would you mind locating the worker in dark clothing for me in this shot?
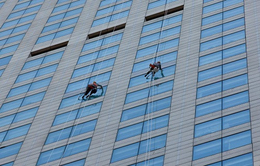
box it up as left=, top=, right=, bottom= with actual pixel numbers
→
left=82, top=81, right=103, bottom=99
left=144, top=61, right=163, bottom=78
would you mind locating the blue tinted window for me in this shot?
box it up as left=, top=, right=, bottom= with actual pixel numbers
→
left=37, top=146, right=66, bottom=165
left=197, top=82, right=221, bottom=98
left=201, top=25, right=222, bottom=38
left=60, top=17, right=79, bottom=28
left=136, top=156, right=164, bottom=166
left=3, top=124, right=31, bottom=142
left=13, top=23, right=31, bottom=34
left=200, top=37, right=222, bottom=52
left=0, top=29, right=13, bottom=38
left=223, top=6, right=244, bottom=19
left=148, top=0, right=166, bottom=9
left=202, top=13, right=222, bottom=26
left=93, top=58, right=115, bottom=71
left=5, top=34, right=25, bottom=45
left=0, top=44, right=19, bottom=55
left=199, top=51, right=222, bottom=66
left=63, top=138, right=91, bottom=157
left=142, top=21, right=162, bottom=33
left=71, top=119, right=97, bottom=137
left=92, top=17, right=110, bottom=27
left=55, top=27, right=74, bottom=38
left=48, top=13, right=66, bottom=23
left=19, top=14, right=36, bottom=24
left=193, top=139, right=221, bottom=160
left=36, top=33, right=55, bottom=44
left=223, top=74, right=247, bottom=91
left=13, top=107, right=38, bottom=123
left=53, top=4, right=70, bottom=13
left=223, top=110, right=250, bottom=129
left=72, top=65, right=94, bottom=78
left=163, top=14, right=182, bottom=27
left=53, top=110, right=78, bottom=126
left=0, top=142, right=22, bottom=159
left=0, top=56, right=12, bottom=66
left=161, top=26, right=181, bottom=38
left=63, top=159, right=85, bottom=166
left=142, top=115, right=169, bottom=133
left=223, top=130, right=251, bottom=151
left=8, top=84, right=30, bottom=97
left=0, top=99, right=23, bottom=113
left=223, top=91, right=249, bottom=109
left=136, top=45, right=157, bottom=58
left=203, top=2, right=222, bottom=14
left=223, top=58, right=247, bottom=74
left=77, top=102, right=102, bottom=118
left=14, top=2, right=30, bottom=10
left=23, top=58, right=44, bottom=70
left=45, top=127, right=72, bottom=144
left=223, top=18, right=244, bottom=32
left=223, top=43, right=246, bottom=59
left=223, top=153, right=253, bottom=166
left=15, top=70, right=37, bottom=83
left=139, top=32, right=160, bottom=45
left=0, top=114, right=15, bottom=127
left=224, top=0, right=243, bottom=7
left=21, top=92, right=45, bottom=106
left=42, top=23, right=60, bottom=33
left=195, top=118, right=221, bottom=138
left=121, top=105, right=146, bottom=122
left=138, top=134, right=166, bottom=154
left=158, top=38, right=179, bottom=52
left=2, top=19, right=20, bottom=29
left=36, top=64, right=58, bottom=77
left=24, top=5, right=41, bottom=14
left=96, top=6, right=114, bottom=16
left=111, top=143, right=139, bottom=163
left=116, top=122, right=143, bottom=141
left=223, top=30, right=245, bottom=45
left=8, top=10, right=25, bottom=20
left=198, top=66, right=222, bottom=82
left=43, top=51, right=63, bottom=63
left=196, top=99, right=221, bottom=117
left=110, top=10, right=129, bottom=21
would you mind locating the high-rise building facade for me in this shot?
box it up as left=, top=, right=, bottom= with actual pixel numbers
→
left=0, top=0, right=259, bottom=165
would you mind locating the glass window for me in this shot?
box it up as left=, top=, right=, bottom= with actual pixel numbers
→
left=136, top=45, right=157, bottom=58
left=158, top=38, right=179, bottom=52
left=193, top=139, right=221, bottom=160
left=142, top=115, right=169, bottom=133
left=202, top=13, right=222, bottom=26
left=63, top=138, right=91, bottom=157
left=223, top=58, right=247, bottom=74
left=196, top=99, right=221, bottom=117
left=8, top=10, right=25, bottom=20
left=223, top=110, right=250, bottom=129
left=55, top=27, right=74, bottom=38
left=223, top=74, right=248, bottom=91
left=24, top=5, right=41, bottom=14
left=111, top=143, right=139, bottom=163
left=0, top=44, right=19, bottom=55
left=42, top=23, right=60, bottom=33
left=37, top=146, right=65, bottom=165
left=36, top=64, right=58, bottom=77
left=201, top=25, right=222, bottom=38
left=223, top=91, right=249, bottom=110
left=92, top=17, right=111, bottom=27
left=148, top=0, right=166, bottom=9
left=43, top=51, right=63, bottom=63
left=203, top=2, right=222, bottom=14
left=60, top=17, right=79, bottom=28
left=36, top=33, right=56, bottom=44
left=19, top=68, right=39, bottom=81
left=223, top=43, right=246, bottom=59
left=223, top=130, right=251, bottom=151
left=22, top=58, right=44, bottom=70
left=71, top=119, right=97, bottom=137
left=53, top=109, right=78, bottom=126
left=70, top=0, right=86, bottom=8
left=136, top=156, right=164, bottom=166
left=200, top=37, right=222, bottom=52
left=64, top=7, right=83, bottom=18
left=142, top=21, right=162, bottom=33
left=8, top=84, right=31, bottom=97
left=2, top=19, right=20, bottom=29
left=198, top=66, right=222, bottom=82
left=21, top=92, right=45, bottom=106
left=223, top=18, right=244, bottom=32
left=92, top=58, right=115, bottom=71
left=76, top=102, right=102, bottom=119
left=116, top=122, right=143, bottom=141
left=139, top=32, right=160, bottom=45
left=19, top=14, right=36, bottom=24
left=13, top=23, right=31, bottom=34
left=110, top=10, right=129, bottom=21
left=195, top=118, right=221, bottom=138
left=223, top=6, right=244, bottom=19
left=13, top=2, right=30, bottom=10
left=223, top=30, right=245, bottom=45
left=0, top=114, right=15, bottom=127
left=53, top=4, right=70, bottom=13
left=89, top=72, right=111, bottom=83
left=224, top=0, right=243, bottom=7
left=121, top=105, right=146, bottom=122
left=0, top=56, right=12, bottom=66
left=59, top=94, right=82, bottom=109
left=222, top=153, right=253, bottom=166
left=13, top=107, right=38, bottom=123
left=96, top=6, right=114, bottom=17
left=0, top=142, right=23, bottom=159
left=138, top=134, right=166, bottom=154
left=72, top=65, right=94, bottom=78
left=45, top=127, right=72, bottom=144
left=4, top=124, right=31, bottom=141
left=0, top=29, right=13, bottom=38
left=197, top=82, right=221, bottom=98
left=0, top=98, right=23, bottom=113
left=199, top=51, right=222, bottom=66
left=62, top=159, right=85, bottom=166
left=48, top=13, right=65, bottom=23
left=82, top=40, right=103, bottom=52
